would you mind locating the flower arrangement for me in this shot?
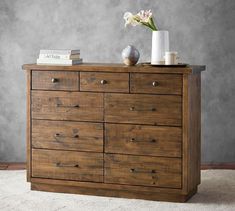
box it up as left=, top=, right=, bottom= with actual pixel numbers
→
left=123, top=10, right=158, bottom=31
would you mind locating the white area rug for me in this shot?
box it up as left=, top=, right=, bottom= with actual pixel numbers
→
left=0, top=170, right=234, bottom=211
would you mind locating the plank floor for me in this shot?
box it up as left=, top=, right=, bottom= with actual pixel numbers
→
left=0, top=163, right=26, bottom=170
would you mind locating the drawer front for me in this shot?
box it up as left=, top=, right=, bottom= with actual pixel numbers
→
left=32, top=71, right=79, bottom=91
left=80, top=72, right=129, bottom=93
left=32, top=120, right=103, bottom=152
left=130, top=73, right=182, bottom=95
left=105, top=94, right=182, bottom=126
left=105, top=154, right=181, bottom=188
left=32, top=91, right=103, bottom=122
left=105, top=124, right=181, bottom=157
left=32, top=149, right=103, bottom=182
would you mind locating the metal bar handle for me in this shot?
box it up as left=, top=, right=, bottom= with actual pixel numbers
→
left=56, top=162, right=79, bottom=168
left=129, top=106, right=156, bottom=112
left=54, top=133, right=79, bottom=139
left=129, top=168, right=156, bottom=174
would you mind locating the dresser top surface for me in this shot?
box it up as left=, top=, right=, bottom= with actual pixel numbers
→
left=22, top=63, right=205, bottom=74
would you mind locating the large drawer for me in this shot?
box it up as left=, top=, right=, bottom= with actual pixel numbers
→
left=130, top=73, right=182, bottom=95
left=32, top=71, right=79, bottom=91
left=105, top=94, right=182, bottom=126
left=32, top=149, right=103, bottom=182
left=105, top=124, right=181, bottom=157
left=32, top=120, right=103, bottom=152
left=105, top=154, right=182, bottom=188
left=80, top=72, right=129, bottom=93
left=32, top=91, right=103, bottom=122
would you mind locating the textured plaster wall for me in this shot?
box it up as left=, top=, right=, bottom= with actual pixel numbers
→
left=0, top=0, right=234, bottom=162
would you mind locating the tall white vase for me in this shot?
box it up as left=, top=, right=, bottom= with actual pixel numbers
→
left=151, top=31, right=169, bottom=64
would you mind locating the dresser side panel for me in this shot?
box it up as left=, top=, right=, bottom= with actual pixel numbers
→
left=26, top=70, right=32, bottom=181
left=182, top=73, right=201, bottom=194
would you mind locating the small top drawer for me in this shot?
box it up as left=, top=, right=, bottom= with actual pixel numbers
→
left=130, top=73, right=182, bottom=95
left=32, top=71, right=79, bottom=91
left=80, top=72, right=129, bottom=93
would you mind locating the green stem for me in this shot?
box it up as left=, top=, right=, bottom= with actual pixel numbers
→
left=141, top=21, right=155, bottom=31
left=149, top=17, right=158, bottom=31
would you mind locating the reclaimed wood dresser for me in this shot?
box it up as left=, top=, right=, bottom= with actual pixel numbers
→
left=22, top=63, right=205, bottom=202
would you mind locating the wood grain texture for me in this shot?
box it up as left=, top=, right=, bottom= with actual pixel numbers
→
left=32, top=91, right=103, bottom=122
left=182, top=73, right=201, bottom=194
left=31, top=183, right=196, bottom=202
left=105, top=123, right=182, bottom=157
left=32, top=71, right=79, bottom=91
left=32, top=120, right=103, bottom=152
left=31, top=177, right=182, bottom=194
left=32, top=149, right=103, bottom=182
left=23, top=63, right=206, bottom=74
left=130, top=73, right=182, bottom=95
left=80, top=72, right=129, bottom=93
left=105, top=93, right=182, bottom=126
left=26, top=70, right=32, bottom=181
left=105, top=154, right=182, bottom=189
left=22, top=63, right=204, bottom=202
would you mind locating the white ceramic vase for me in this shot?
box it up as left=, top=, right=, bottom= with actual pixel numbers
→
left=151, top=31, right=169, bottom=64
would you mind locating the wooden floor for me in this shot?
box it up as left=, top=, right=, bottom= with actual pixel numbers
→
left=0, top=163, right=26, bottom=170
left=0, top=163, right=234, bottom=170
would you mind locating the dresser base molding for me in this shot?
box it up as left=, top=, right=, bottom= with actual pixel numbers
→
left=31, top=181, right=197, bottom=202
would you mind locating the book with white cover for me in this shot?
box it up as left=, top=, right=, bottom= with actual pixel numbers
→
left=39, top=49, right=80, bottom=55
left=37, top=58, right=83, bottom=65
left=39, top=53, right=80, bottom=60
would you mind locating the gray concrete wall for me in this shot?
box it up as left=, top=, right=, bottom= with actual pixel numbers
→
left=0, top=0, right=234, bottom=163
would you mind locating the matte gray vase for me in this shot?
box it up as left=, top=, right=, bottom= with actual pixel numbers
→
left=122, top=45, right=140, bottom=66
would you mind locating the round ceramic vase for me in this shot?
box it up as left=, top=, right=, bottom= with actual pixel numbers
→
left=122, top=45, right=140, bottom=66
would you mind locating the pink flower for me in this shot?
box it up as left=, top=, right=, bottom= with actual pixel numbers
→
left=137, top=10, right=153, bottom=23
left=123, top=10, right=157, bottom=31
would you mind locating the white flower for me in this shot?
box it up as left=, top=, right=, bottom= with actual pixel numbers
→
left=123, top=12, right=140, bottom=27
left=137, top=10, right=152, bottom=23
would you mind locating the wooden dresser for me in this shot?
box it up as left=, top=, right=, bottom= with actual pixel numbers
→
left=22, top=63, right=205, bottom=202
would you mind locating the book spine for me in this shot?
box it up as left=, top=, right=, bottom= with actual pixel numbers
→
left=40, top=50, right=80, bottom=55
left=39, top=54, right=79, bottom=59
left=37, top=58, right=83, bottom=65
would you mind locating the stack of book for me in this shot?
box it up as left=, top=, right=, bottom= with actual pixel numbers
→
left=37, top=49, right=83, bottom=65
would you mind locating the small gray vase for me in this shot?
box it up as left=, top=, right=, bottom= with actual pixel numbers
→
left=122, top=45, right=140, bottom=66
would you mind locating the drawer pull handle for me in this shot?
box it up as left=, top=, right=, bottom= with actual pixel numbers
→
left=51, top=78, right=59, bottom=83
left=56, top=104, right=80, bottom=108
left=129, top=138, right=157, bottom=143
left=152, top=81, right=159, bottom=87
left=100, top=79, right=107, bottom=85
left=130, top=168, right=156, bottom=174
left=129, top=106, right=135, bottom=111
left=54, top=133, right=79, bottom=139
left=129, top=107, right=156, bottom=112
left=56, top=162, right=79, bottom=168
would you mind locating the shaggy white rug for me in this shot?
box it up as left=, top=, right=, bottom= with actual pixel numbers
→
left=0, top=170, right=234, bottom=211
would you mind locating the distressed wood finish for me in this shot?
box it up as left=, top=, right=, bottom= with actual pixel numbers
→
left=32, top=149, right=103, bottom=182
left=23, top=63, right=205, bottom=74
left=182, top=72, right=201, bottom=194
left=32, top=71, right=79, bottom=91
left=80, top=72, right=129, bottom=93
left=105, top=93, right=182, bottom=126
left=32, top=91, right=103, bottom=122
left=130, top=73, right=182, bottom=95
left=105, top=154, right=182, bottom=189
left=105, top=124, right=182, bottom=157
left=32, top=120, right=103, bottom=152
left=26, top=70, right=32, bottom=181
left=23, top=63, right=205, bottom=202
